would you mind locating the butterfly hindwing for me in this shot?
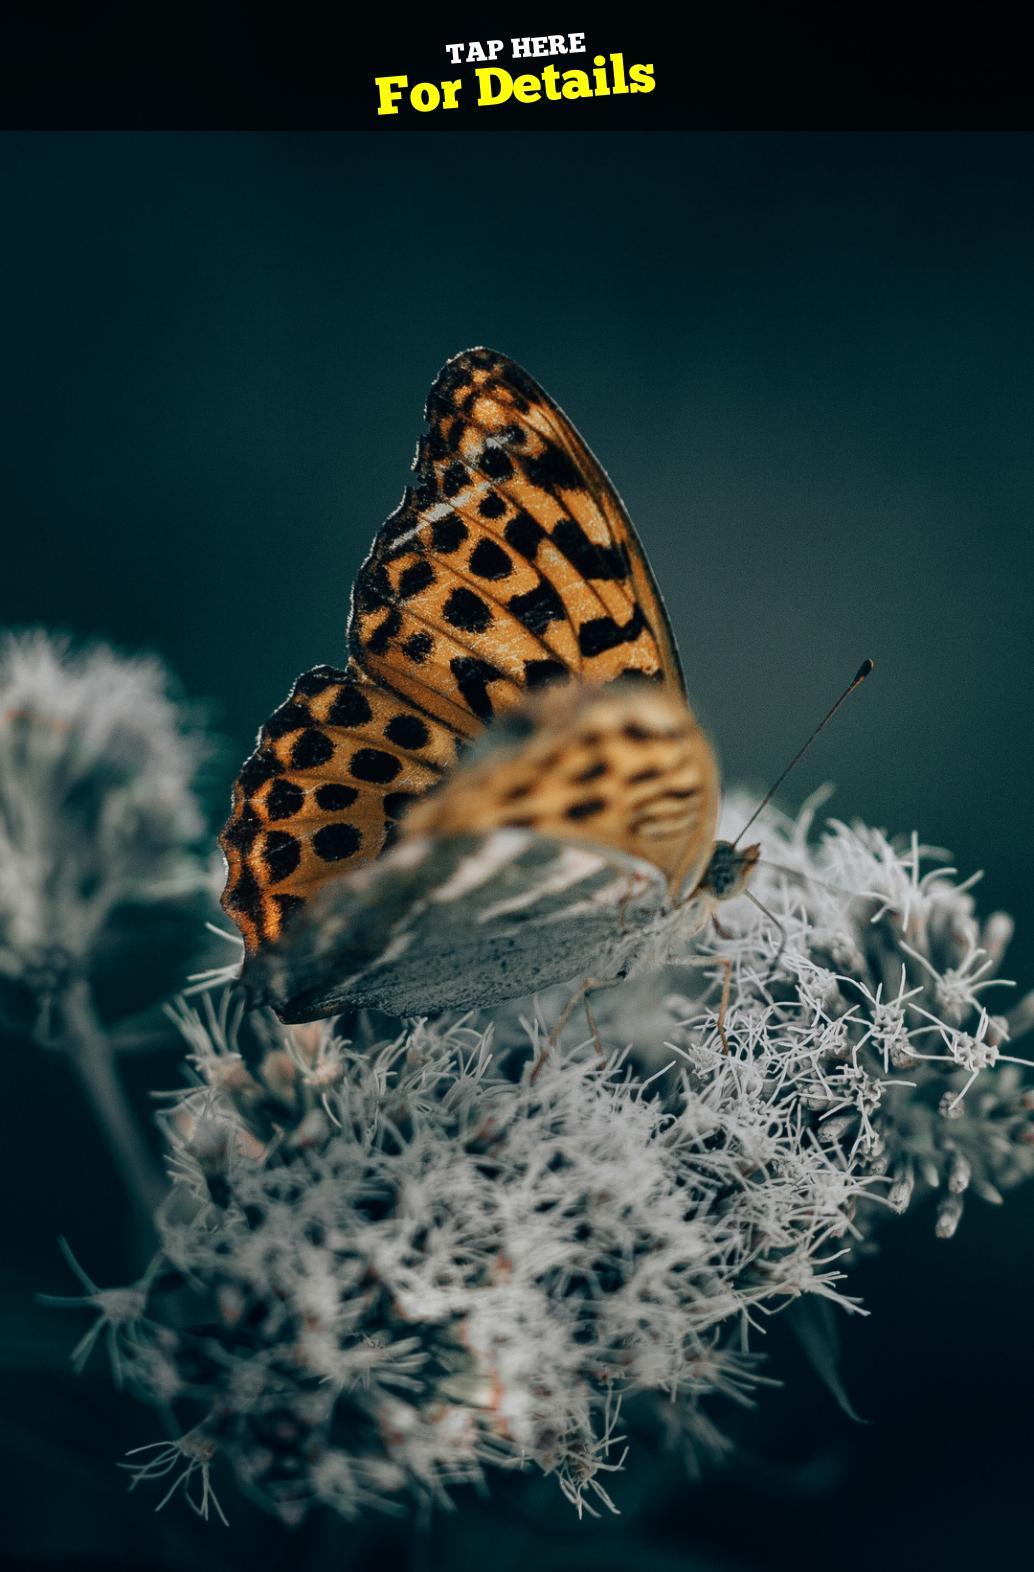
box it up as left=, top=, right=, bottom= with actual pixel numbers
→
left=403, top=683, right=719, bottom=898
left=250, top=828, right=671, bottom=1021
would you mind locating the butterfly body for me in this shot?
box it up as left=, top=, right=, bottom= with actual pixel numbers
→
left=221, top=348, right=754, bottom=1023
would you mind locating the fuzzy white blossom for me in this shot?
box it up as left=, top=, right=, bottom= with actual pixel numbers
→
left=0, top=631, right=208, bottom=1031
left=0, top=631, right=211, bottom=1210
left=52, top=781, right=1034, bottom=1524
left=563, top=788, right=1034, bottom=1238
left=66, top=992, right=876, bottom=1522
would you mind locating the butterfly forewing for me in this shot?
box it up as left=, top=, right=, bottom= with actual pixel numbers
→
left=349, top=348, right=685, bottom=726
left=220, top=347, right=696, bottom=960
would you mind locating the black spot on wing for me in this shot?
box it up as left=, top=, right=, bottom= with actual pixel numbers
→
left=312, top=823, right=362, bottom=862
left=572, top=760, right=608, bottom=784
left=263, top=830, right=301, bottom=883
left=327, top=684, right=373, bottom=728
left=504, top=511, right=546, bottom=560
left=383, top=791, right=417, bottom=821
left=450, top=655, right=504, bottom=720
left=523, top=658, right=569, bottom=689
left=265, top=779, right=304, bottom=820
left=565, top=798, right=607, bottom=821
left=522, top=441, right=587, bottom=493
left=291, top=729, right=335, bottom=769
left=262, top=704, right=306, bottom=738
left=350, top=748, right=402, bottom=784
left=551, top=518, right=630, bottom=582
left=478, top=492, right=506, bottom=520
left=227, top=864, right=263, bottom=921
left=264, top=702, right=310, bottom=739
left=578, top=605, right=649, bottom=659
left=223, top=802, right=262, bottom=854
left=444, top=587, right=493, bottom=633
left=508, top=581, right=566, bottom=635
left=315, top=782, right=358, bottom=811
left=398, top=559, right=436, bottom=599
left=442, top=463, right=467, bottom=498
left=384, top=713, right=431, bottom=749
left=431, top=516, right=468, bottom=553
left=402, top=631, right=433, bottom=665
left=239, top=747, right=283, bottom=795
left=469, top=538, right=513, bottom=581
left=481, top=444, right=514, bottom=481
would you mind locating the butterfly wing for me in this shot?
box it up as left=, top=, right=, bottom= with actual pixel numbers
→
left=220, top=663, right=463, bottom=953
left=403, top=682, right=719, bottom=898
left=221, top=348, right=689, bottom=956
left=244, top=684, right=718, bottom=1022
left=248, top=828, right=671, bottom=1022
left=349, top=347, right=685, bottom=731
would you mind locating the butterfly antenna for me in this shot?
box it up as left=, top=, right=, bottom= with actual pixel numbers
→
left=733, top=659, right=874, bottom=848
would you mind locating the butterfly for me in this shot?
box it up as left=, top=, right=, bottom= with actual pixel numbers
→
left=220, top=348, right=762, bottom=1025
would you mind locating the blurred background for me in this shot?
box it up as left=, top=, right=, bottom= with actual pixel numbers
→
left=2, top=131, right=1032, bottom=1570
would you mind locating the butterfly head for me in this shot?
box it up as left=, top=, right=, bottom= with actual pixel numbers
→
left=696, top=840, right=761, bottom=904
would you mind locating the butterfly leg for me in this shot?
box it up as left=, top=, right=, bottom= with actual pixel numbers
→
left=714, top=954, right=733, bottom=1052
left=707, top=916, right=737, bottom=1049
left=583, top=991, right=604, bottom=1059
left=668, top=951, right=734, bottom=1052
left=532, top=975, right=614, bottom=1080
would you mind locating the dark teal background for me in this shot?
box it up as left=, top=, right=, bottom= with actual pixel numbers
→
left=3, top=131, right=1033, bottom=1571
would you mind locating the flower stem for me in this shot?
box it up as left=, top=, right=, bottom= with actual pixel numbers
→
left=63, top=981, right=166, bottom=1219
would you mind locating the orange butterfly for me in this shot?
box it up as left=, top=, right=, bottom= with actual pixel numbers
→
left=220, top=349, right=763, bottom=1023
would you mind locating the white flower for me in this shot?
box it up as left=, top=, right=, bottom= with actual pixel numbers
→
left=0, top=631, right=207, bottom=1026
left=0, top=631, right=213, bottom=1213
left=122, top=1428, right=228, bottom=1524
left=50, top=784, right=1034, bottom=1525
left=78, top=1000, right=876, bottom=1522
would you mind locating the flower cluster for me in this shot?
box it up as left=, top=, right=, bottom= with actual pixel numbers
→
left=34, top=635, right=1030, bottom=1525
left=0, top=631, right=213, bottom=1214
left=721, top=791, right=1034, bottom=1237
left=566, top=789, right=1034, bottom=1240
left=0, top=631, right=209, bottom=1041
left=73, top=992, right=873, bottom=1522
